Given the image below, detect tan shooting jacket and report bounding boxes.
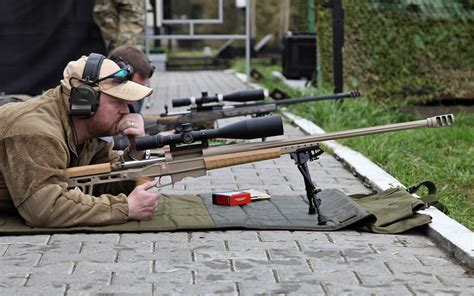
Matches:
[0,86,134,227]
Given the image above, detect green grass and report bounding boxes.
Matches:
[167,49,216,58]
[233,60,473,230]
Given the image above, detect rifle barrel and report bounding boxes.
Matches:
[274,90,360,106]
[203,114,454,156]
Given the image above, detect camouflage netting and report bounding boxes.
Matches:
[315,0,474,104]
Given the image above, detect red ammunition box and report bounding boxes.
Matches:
[212,191,251,206]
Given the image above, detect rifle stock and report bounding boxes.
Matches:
[66,163,112,177]
[143,114,179,123]
[204,148,282,169]
[68,114,454,195]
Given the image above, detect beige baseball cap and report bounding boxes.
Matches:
[61,55,153,101]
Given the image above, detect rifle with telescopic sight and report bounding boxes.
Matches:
[143,89,361,134]
[68,114,454,225]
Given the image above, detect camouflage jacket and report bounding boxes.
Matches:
[0,86,134,227]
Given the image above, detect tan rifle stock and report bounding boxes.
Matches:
[143,114,178,124]
[67,114,453,194]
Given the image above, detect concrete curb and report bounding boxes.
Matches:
[282,111,473,269]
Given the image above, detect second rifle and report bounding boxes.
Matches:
[143,89,361,134]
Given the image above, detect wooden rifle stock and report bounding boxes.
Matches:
[66,163,111,178]
[204,148,281,169]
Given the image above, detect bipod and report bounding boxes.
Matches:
[290,147,327,225]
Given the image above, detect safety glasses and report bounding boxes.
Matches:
[97,68,132,84]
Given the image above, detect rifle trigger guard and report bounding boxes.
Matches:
[155,176,173,188]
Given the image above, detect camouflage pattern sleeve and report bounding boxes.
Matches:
[94,0,145,52]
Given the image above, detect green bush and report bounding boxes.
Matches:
[315,0,474,104]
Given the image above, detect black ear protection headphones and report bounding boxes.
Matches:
[69,53,106,117]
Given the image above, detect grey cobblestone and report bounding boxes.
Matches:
[0,244,7,256]
[310,258,394,275]
[209,185,242,192]
[196,249,267,261]
[0,274,27,288]
[119,250,192,263]
[26,272,110,287]
[238,281,325,294]
[233,258,313,273]
[184,182,213,191]
[151,282,238,294]
[357,272,446,287]
[269,248,340,261]
[68,283,153,295]
[41,251,116,264]
[267,188,301,197]
[210,176,235,184]
[188,230,257,241]
[257,231,329,242]
[160,188,196,195]
[158,259,232,273]
[416,254,468,267]
[197,270,275,283]
[208,168,234,177]
[253,160,288,169]
[120,232,189,243]
[323,282,412,295]
[260,175,288,185]
[226,240,299,251]
[113,270,192,285]
[114,242,153,254]
[278,269,360,285]
[3,242,78,257]
[74,261,152,274]
[0,235,50,245]
[0,286,67,295]
[410,285,474,296]
[374,244,451,257]
[436,274,474,288]
[386,257,467,275]
[233,175,265,185]
[230,167,259,175]
[0,256,74,275]
[49,233,120,244]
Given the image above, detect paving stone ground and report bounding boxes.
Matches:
[0,71,471,295]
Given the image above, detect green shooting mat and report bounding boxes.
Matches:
[0,189,372,235]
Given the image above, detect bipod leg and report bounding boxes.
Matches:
[290,148,327,225]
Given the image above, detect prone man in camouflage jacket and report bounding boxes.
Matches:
[0,53,159,227]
